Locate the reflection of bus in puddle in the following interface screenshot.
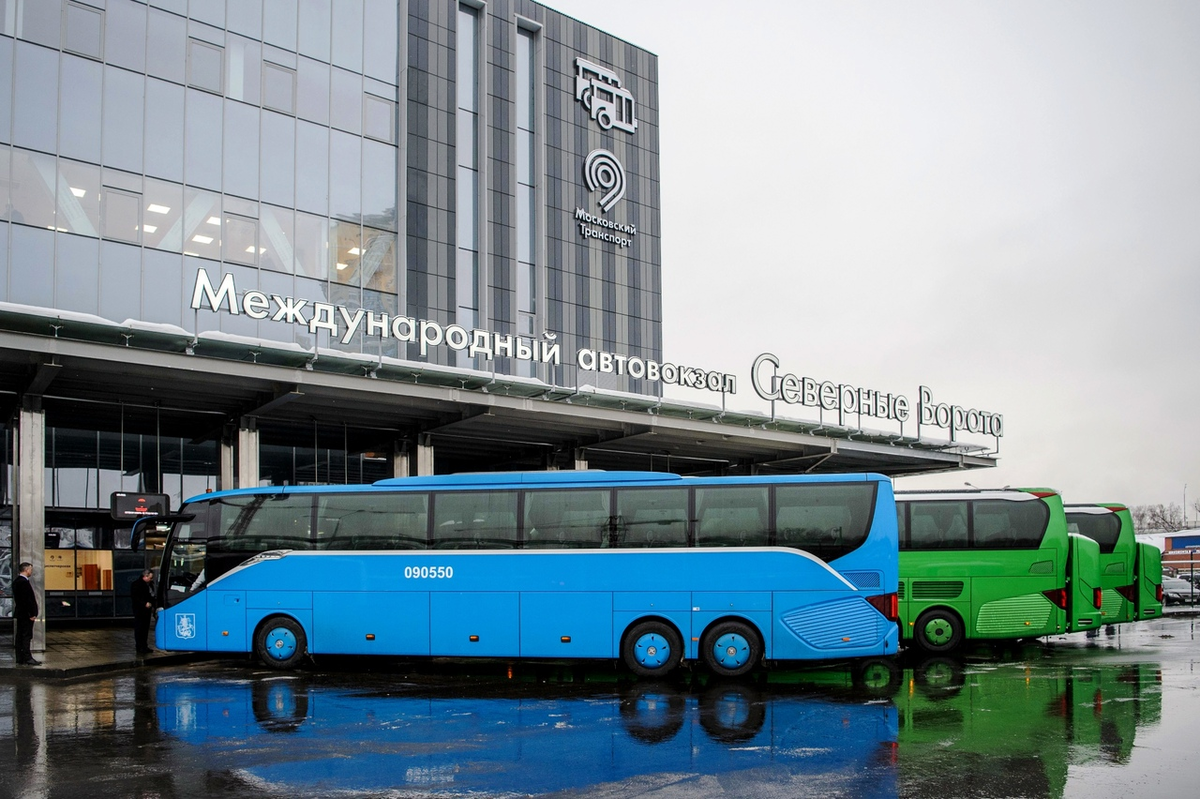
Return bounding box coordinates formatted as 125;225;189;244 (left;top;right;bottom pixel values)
885;655;1161;798
156;672;897;796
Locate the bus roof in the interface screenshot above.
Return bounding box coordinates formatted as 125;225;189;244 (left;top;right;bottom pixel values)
182;470;890;504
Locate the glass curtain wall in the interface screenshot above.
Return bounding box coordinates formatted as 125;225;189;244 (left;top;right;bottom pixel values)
515;25;538;377
454;3;480;368
0;1;399;352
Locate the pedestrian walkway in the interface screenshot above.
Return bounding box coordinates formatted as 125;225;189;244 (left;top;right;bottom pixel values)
0;625;209;678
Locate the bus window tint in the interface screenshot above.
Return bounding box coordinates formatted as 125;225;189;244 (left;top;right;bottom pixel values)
216;494;313;551
908;501;969;549
432;491;518;549
317;493;429;550
1067;513;1121;554
776;483;876;561
695;486;769;547
523;489;610;549
973;499;1049;549
615;488;689;547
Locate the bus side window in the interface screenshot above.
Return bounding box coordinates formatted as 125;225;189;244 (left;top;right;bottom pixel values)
614;488;688;548
432;491;518;549
524;489;609;549
695;487;769;547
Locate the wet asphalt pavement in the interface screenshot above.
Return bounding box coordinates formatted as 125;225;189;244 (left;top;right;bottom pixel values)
3;614;1199;798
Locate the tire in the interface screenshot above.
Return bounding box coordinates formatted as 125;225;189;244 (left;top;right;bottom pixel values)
621;620;683;678
700;620;762;678
914;609;964;654
619;683;685;743
699;683;765;743
255;616;308;670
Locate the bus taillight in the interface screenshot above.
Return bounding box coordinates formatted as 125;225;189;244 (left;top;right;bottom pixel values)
1155;584;1164;603
1042;588;1068;609
1093;588;1103;609
867;592;899;621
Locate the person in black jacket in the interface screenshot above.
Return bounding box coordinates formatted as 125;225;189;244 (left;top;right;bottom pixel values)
131;570;155;655
13;562;39;666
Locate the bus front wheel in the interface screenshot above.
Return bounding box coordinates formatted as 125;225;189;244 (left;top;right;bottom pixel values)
255;616;308;669
701;620;761;677
914;609;963;653
622;620;683;677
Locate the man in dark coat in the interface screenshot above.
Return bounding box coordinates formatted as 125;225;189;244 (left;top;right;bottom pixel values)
13;562;39;666
131;570;155;654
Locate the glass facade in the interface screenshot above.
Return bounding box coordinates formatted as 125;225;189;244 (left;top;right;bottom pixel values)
0;0;663;619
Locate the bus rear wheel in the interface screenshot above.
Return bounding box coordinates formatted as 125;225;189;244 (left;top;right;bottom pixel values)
622;621;683;677
255;616;308;669
701;620;761;678
914;609;963;653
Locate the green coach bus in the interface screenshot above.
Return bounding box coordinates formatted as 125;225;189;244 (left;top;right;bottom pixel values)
1134;540;1164;620
895;489;1079;652
1064;504;1141;624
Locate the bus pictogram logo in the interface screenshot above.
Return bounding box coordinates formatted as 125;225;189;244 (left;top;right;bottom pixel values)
574;57;638;134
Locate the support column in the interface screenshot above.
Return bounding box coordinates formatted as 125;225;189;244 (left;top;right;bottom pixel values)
416;435;435;476
573;448;588;471
219;427;235;492
392;440;411;479
15;400;46;654
237;419;260;488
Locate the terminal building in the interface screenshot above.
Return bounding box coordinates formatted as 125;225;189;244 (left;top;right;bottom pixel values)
0;0;995;625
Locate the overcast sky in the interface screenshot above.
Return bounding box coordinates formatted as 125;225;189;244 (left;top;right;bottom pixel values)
545;0;1200;509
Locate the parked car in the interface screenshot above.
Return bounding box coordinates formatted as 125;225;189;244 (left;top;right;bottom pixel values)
1162;577;1199;605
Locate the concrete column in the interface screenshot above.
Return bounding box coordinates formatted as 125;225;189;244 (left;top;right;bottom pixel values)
392;441;411;479
573;448;588;471
237;420;260;488
15;401;46;653
416;435;435;476
219;432;235;492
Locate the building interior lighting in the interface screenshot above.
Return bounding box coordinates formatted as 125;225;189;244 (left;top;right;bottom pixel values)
146;204;171;214
192;234;214;245
336;262;348;270
348;247;361;255
70;187;87;198
207;216;222;225
141;225;158;233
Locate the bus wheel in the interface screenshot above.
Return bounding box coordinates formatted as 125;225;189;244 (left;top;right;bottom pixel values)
914;609;963;653
622;621;683;677
701;620;761;677
255;616;308;669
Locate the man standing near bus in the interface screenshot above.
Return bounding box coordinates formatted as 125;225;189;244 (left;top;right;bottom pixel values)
131;570;155;655
13;562;40;666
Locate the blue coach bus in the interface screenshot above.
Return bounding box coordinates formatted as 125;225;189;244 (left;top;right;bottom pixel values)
148;471;900;677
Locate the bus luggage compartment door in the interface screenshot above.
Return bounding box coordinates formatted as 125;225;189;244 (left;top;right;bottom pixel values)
520;592;613;658
312;591;431;655
431;592;519;656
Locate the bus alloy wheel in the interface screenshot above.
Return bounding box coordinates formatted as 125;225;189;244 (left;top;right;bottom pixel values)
622;621;683;677
255;616;308;670
701;620;761;677
915;609;963;654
